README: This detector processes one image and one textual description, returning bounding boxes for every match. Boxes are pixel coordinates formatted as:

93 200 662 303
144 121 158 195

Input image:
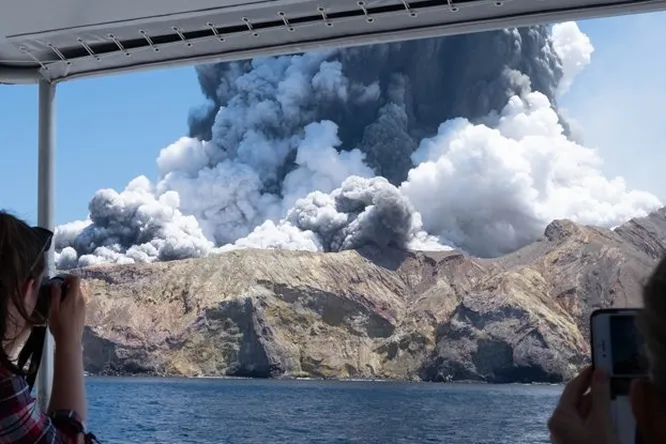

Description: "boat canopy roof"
1 0 665 85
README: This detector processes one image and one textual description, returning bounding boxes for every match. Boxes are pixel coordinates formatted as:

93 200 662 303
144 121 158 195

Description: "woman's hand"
548 365 619 444
48 275 86 349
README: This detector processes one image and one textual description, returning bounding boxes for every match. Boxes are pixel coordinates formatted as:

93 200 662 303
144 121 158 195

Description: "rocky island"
79 208 666 383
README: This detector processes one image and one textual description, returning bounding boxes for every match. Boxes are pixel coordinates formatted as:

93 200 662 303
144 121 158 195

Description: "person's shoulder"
0 366 30 408
0 368 46 444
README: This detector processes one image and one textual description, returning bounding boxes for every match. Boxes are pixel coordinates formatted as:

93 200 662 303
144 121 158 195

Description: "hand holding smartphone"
591 308 648 444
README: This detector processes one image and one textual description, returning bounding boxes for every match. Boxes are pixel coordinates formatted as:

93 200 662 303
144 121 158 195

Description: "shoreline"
84 372 564 386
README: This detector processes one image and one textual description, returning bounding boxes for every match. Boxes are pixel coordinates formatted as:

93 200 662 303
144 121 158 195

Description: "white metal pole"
35 79 56 410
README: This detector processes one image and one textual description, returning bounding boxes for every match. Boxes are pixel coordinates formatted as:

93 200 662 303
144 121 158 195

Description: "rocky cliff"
78 208 666 383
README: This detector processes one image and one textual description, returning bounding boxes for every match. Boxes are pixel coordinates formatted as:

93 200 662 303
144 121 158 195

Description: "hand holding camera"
40 275 89 429
45 275 87 350
18 275 87 392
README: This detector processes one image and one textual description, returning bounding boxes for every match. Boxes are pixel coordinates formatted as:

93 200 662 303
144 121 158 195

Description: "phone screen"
592 311 648 444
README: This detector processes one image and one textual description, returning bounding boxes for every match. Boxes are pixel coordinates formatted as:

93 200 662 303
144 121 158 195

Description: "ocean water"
86 377 562 444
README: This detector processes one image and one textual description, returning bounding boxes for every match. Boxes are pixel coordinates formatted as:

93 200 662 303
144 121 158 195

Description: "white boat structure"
1 0 665 409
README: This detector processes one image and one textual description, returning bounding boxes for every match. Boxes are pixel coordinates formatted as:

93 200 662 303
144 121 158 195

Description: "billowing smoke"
54 22 662 268
55 176 214 269
401 91 659 256
228 175 442 253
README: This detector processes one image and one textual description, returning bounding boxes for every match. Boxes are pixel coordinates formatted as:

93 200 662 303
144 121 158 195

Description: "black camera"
32 274 69 325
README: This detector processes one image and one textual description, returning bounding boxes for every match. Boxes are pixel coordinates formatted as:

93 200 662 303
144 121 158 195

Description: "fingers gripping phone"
591 308 648 444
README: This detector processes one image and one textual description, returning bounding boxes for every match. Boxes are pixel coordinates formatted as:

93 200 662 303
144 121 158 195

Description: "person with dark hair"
0 211 90 443
548 254 666 444
628 255 666 444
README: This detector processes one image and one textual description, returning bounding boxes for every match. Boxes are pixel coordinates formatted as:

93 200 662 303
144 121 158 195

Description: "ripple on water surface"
86 378 562 444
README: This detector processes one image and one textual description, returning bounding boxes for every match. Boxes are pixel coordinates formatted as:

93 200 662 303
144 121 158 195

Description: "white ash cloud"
53 22 661 268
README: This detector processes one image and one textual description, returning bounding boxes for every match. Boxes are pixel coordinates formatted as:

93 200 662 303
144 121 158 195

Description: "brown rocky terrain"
78 208 666 383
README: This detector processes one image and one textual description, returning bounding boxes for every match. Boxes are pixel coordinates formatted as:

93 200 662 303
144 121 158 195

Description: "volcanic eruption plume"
54 22 662 269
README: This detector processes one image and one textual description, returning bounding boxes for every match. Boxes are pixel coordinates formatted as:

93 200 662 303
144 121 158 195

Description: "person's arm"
48 341 87 423
46 276 88 422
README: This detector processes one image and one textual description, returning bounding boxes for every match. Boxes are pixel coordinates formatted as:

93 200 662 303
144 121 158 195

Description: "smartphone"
591 308 648 444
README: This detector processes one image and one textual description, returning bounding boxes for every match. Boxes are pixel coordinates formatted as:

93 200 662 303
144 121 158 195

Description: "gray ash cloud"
189 26 564 186
54 23 661 268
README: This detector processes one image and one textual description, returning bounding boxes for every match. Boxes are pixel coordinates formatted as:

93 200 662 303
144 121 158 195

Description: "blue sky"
1 11 665 226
